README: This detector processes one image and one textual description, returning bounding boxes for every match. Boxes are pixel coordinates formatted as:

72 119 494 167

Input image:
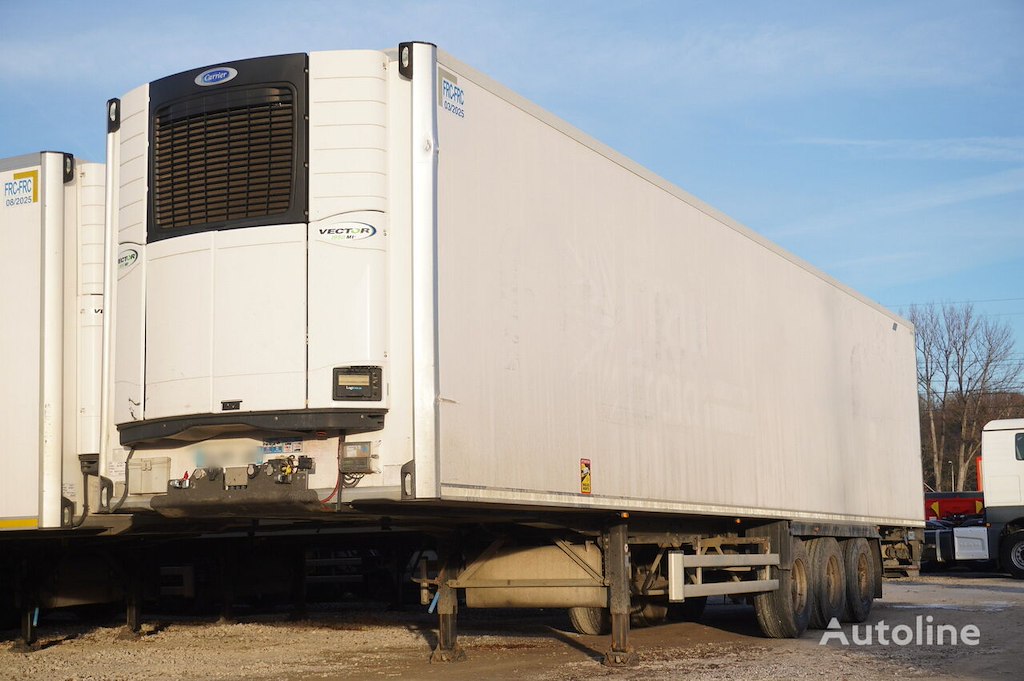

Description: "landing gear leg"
430 546 466 663
604 522 638 667
19 607 37 647
126 564 142 634
16 558 38 648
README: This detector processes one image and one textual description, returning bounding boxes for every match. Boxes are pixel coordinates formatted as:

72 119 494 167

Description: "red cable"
319 472 341 506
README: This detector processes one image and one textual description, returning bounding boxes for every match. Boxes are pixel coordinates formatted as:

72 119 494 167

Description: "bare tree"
908 303 1024 491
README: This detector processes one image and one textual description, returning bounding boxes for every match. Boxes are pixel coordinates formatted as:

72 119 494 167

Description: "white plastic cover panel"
74 163 107 456
307 51 390 409
953 526 990 561
212 224 306 412
308 51 389 221
307 212 387 409
144 233 215 417
144 225 306 418
113 84 149 425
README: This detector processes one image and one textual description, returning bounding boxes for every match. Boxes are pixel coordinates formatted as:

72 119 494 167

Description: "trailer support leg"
430 548 465 663
15 558 38 648
289 546 307 621
218 544 236 623
126 565 142 634
604 522 638 667
20 607 37 647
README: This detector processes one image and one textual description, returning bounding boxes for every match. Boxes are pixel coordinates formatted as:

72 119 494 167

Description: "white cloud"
766 167 1024 290
790 137 1024 163
774 167 1024 238
1 1 1020 111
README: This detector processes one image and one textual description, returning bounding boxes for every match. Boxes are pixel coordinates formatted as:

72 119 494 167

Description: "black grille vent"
152 86 296 231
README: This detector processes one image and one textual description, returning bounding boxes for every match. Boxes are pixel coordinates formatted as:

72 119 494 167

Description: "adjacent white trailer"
0 152 105 532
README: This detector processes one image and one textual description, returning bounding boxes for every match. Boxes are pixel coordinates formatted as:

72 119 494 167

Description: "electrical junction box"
340 442 376 474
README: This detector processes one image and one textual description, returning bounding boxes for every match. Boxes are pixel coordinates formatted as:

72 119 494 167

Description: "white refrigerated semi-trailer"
3 43 924 657
0 152 105 532
105 45 922 527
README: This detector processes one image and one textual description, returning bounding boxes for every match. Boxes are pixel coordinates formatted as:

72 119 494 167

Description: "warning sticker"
261 438 303 456
580 458 592 495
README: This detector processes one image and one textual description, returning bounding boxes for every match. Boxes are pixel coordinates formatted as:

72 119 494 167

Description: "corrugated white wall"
113 85 148 425
307 51 390 411
309 51 389 221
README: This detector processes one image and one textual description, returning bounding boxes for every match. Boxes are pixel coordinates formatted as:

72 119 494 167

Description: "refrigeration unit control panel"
333 366 383 401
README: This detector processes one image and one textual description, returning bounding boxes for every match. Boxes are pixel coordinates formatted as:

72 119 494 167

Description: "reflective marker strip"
0 517 39 529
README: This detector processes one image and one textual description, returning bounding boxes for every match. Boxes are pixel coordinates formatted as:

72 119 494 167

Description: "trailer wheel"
807 537 846 629
754 537 811 638
841 538 873 622
667 596 707 622
568 606 610 635
999 532 1024 579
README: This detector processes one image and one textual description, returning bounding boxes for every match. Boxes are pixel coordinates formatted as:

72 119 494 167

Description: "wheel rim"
1012 542 1024 570
856 551 870 598
825 555 842 605
791 557 809 613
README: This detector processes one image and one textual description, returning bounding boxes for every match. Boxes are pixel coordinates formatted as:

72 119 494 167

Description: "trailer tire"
568 606 610 635
667 596 707 622
634 599 669 627
841 538 874 622
999 532 1024 579
754 537 811 638
808 537 846 629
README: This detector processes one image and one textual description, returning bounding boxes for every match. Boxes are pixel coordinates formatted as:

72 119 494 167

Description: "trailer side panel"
433 54 922 526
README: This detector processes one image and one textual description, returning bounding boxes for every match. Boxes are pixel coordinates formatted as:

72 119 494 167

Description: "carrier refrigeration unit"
5 43 924 662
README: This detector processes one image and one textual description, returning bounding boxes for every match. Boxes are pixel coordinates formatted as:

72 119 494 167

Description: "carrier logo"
438 68 465 118
4 169 37 207
195 67 238 86
316 222 378 243
117 246 141 277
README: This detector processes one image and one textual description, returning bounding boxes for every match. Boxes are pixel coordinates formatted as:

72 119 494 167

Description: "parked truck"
1 43 924 664
926 420 1024 577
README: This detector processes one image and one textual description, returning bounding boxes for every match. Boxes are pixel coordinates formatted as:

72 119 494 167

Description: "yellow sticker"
6 169 39 205
580 458 592 495
0 517 38 529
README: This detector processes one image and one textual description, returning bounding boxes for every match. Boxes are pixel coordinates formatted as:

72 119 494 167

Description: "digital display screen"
333 366 382 401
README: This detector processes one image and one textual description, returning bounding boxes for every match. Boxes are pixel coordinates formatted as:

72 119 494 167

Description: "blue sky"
2 0 1022 348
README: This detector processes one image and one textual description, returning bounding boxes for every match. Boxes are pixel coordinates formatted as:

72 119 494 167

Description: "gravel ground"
2 573 1021 680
